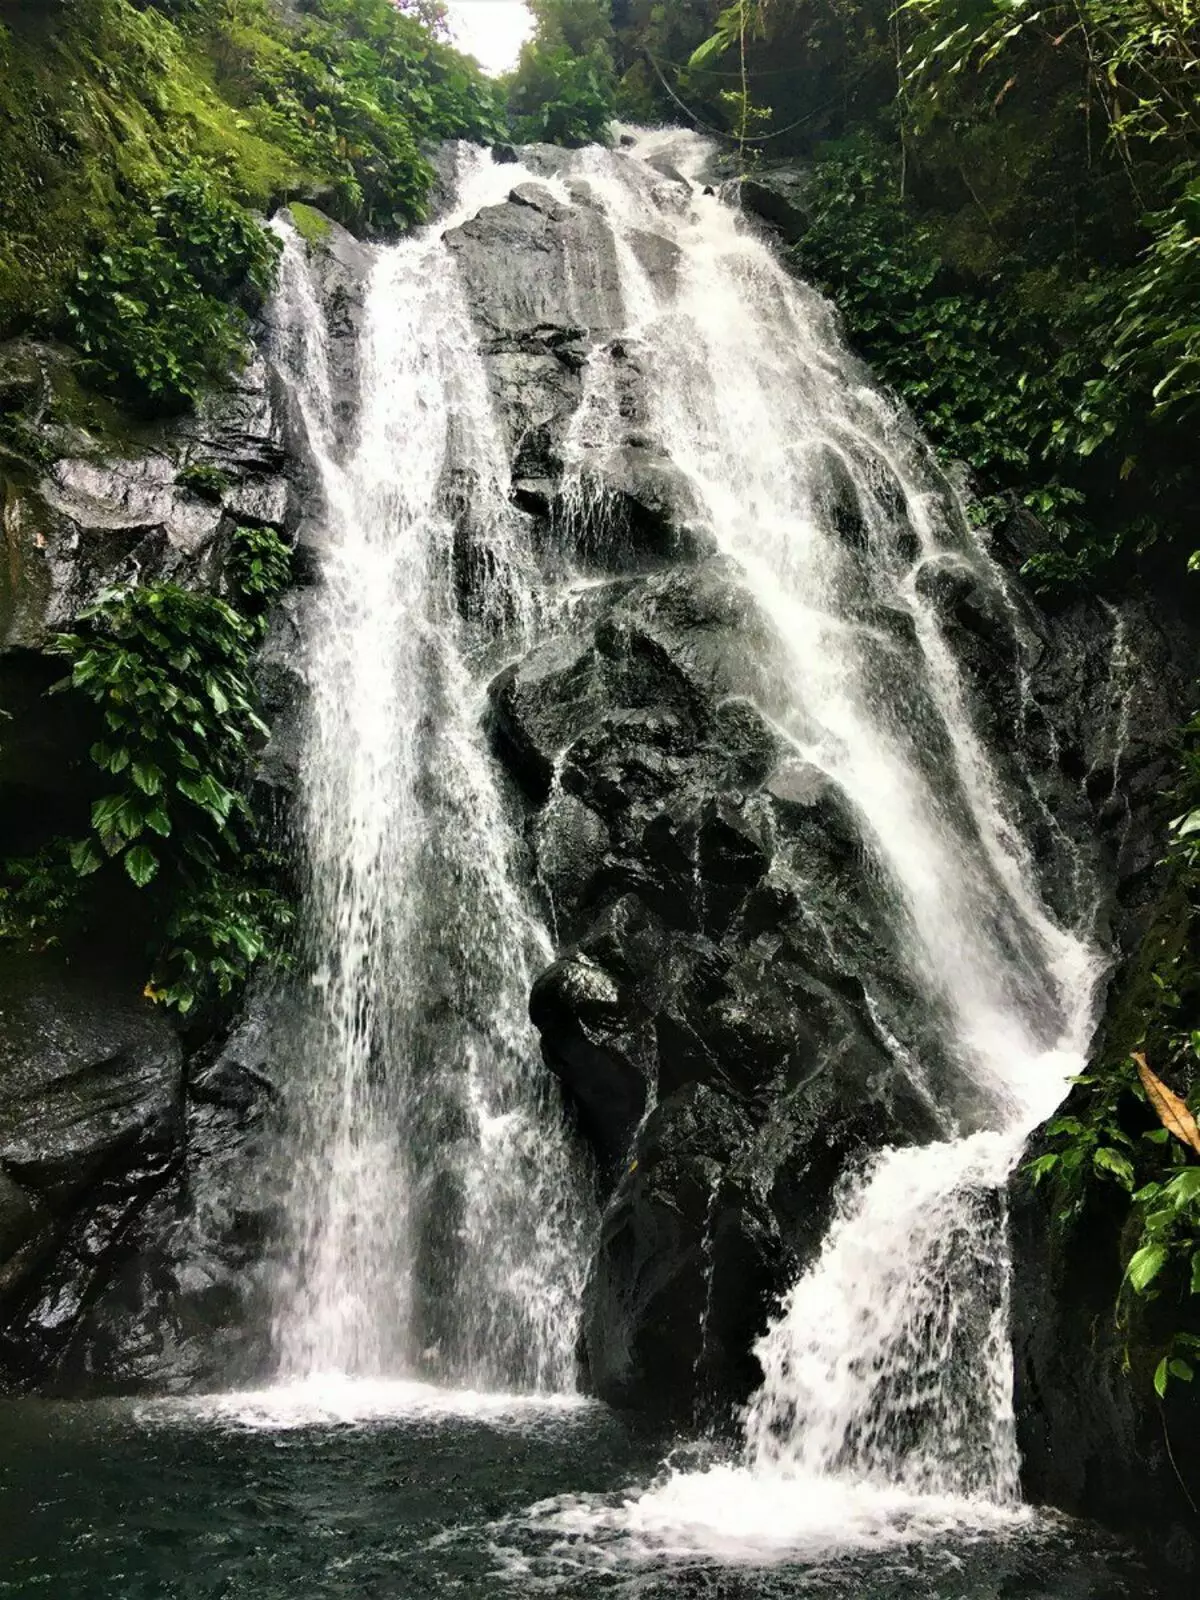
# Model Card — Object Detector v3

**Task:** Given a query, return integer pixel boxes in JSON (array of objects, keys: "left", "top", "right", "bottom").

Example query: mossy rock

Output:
[{"left": 286, "top": 202, "right": 335, "bottom": 251}]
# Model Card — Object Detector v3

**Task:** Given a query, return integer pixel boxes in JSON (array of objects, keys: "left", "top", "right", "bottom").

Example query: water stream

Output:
[
  {"left": 266, "top": 123, "right": 1102, "bottom": 1544},
  {"left": 494, "top": 128, "right": 1103, "bottom": 1558},
  {"left": 266, "top": 152, "right": 591, "bottom": 1394}
]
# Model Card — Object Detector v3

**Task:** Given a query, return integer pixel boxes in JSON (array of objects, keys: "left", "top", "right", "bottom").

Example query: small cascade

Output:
[{"left": 266, "top": 148, "right": 591, "bottom": 1393}]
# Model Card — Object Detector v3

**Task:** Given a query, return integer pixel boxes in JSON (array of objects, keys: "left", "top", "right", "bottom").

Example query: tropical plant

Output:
[
  {"left": 0, "top": 526, "right": 296, "bottom": 1011},
  {"left": 507, "top": 0, "right": 617, "bottom": 145}
]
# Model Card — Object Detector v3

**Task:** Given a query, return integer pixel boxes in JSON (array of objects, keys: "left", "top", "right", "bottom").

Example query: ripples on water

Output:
[{"left": 0, "top": 1389, "right": 1167, "bottom": 1599}]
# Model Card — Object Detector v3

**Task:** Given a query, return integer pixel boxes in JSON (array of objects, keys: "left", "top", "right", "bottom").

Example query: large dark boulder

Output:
[
  {"left": 490, "top": 555, "right": 947, "bottom": 1416},
  {"left": 0, "top": 957, "right": 183, "bottom": 1385},
  {"left": 738, "top": 166, "right": 815, "bottom": 243}
]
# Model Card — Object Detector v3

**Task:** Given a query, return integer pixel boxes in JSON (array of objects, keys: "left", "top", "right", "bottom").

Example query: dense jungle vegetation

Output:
[{"left": 0, "top": 0, "right": 503, "bottom": 409}]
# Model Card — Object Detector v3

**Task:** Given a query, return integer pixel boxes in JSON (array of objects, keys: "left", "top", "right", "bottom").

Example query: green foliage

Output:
[
  {"left": 176, "top": 462, "right": 233, "bottom": 501},
  {"left": 0, "top": 840, "right": 86, "bottom": 950},
  {"left": 507, "top": 0, "right": 616, "bottom": 145},
  {"left": 1030, "top": 1050, "right": 1200, "bottom": 1393},
  {"left": 782, "top": 133, "right": 1200, "bottom": 584},
  {"left": 225, "top": 0, "right": 506, "bottom": 229},
  {"left": 508, "top": 43, "right": 616, "bottom": 145},
  {"left": 64, "top": 169, "right": 281, "bottom": 411},
  {"left": 0, "top": 525, "right": 295, "bottom": 1011},
  {"left": 0, "top": 0, "right": 501, "bottom": 409},
  {"left": 226, "top": 522, "right": 293, "bottom": 624},
  {"left": 1112, "top": 178, "right": 1200, "bottom": 421},
  {"left": 788, "top": 143, "right": 1098, "bottom": 562}
]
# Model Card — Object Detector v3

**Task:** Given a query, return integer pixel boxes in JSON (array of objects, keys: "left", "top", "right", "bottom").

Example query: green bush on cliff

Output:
[
  {"left": 0, "top": 0, "right": 502, "bottom": 411},
  {"left": 506, "top": 0, "right": 616, "bottom": 145},
  {"left": 65, "top": 169, "right": 282, "bottom": 411},
  {"left": 1, "top": 526, "right": 296, "bottom": 1012}
]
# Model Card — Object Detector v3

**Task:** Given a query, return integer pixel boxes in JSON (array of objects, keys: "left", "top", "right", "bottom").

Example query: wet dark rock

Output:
[
  {"left": 0, "top": 227, "right": 310, "bottom": 1393},
  {"left": 508, "top": 182, "right": 572, "bottom": 223},
  {"left": 1, "top": 337, "right": 296, "bottom": 658},
  {"left": 490, "top": 550, "right": 946, "bottom": 1415},
  {"left": 157, "top": 992, "right": 282, "bottom": 1389},
  {"left": 738, "top": 166, "right": 814, "bottom": 243},
  {"left": 581, "top": 1083, "right": 773, "bottom": 1412},
  {"left": 446, "top": 195, "right": 623, "bottom": 344},
  {"left": 1011, "top": 1145, "right": 1200, "bottom": 1579},
  {"left": 531, "top": 956, "right": 649, "bottom": 1171},
  {"left": 254, "top": 589, "right": 309, "bottom": 796},
  {"left": 1005, "top": 561, "right": 1200, "bottom": 1570},
  {"left": 645, "top": 155, "right": 689, "bottom": 187},
  {"left": 0, "top": 959, "right": 182, "bottom": 1197},
  {"left": 270, "top": 206, "right": 370, "bottom": 455},
  {"left": 571, "top": 446, "right": 712, "bottom": 573},
  {"left": 0, "top": 957, "right": 184, "bottom": 1386}
]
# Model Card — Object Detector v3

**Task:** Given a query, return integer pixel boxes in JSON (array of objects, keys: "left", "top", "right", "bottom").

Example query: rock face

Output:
[
  {"left": 0, "top": 956, "right": 182, "bottom": 1384},
  {"left": 1011, "top": 1138, "right": 1200, "bottom": 1576}
]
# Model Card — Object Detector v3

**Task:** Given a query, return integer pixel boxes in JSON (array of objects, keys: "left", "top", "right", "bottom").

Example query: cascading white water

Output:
[
  {"left": 266, "top": 149, "right": 592, "bottom": 1395},
  {"left": 515, "top": 129, "right": 1102, "bottom": 1551},
  {"left": 261, "top": 118, "right": 1102, "bottom": 1542}
]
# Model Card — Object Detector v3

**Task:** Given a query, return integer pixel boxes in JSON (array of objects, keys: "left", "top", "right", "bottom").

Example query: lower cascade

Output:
[{"left": 256, "top": 126, "right": 1100, "bottom": 1533}]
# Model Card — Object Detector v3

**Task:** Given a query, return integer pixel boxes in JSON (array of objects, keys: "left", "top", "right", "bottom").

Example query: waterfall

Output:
[
  {"left": 259, "top": 118, "right": 1100, "bottom": 1539},
  {"left": 512, "top": 129, "right": 1102, "bottom": 1550},
  {"left": 265, "top": 149, "right": 592, "bottom": 1394}
]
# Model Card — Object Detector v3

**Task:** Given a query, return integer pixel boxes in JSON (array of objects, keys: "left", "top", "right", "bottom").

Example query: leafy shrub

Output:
[
  {"left": 214, "top": 0, "right": 505, "bottom": 230},
  {"left": 507, "top": 0, "right": 615, "bottom": 147},
  {"left": 0, "top": 525, "right": 296, "bottom": 1010},
  {"left": 176, "top": 462, "right": 233, "bottom": 501},
  {"left": 508, "top": 44, "right": 615, "bottom": 146},
  {"left": 64, "top": 168, "right": 281, "bottom": 411},
  {"left": 0, "top": 840, "right": 86, "bottom": 950},
  {"left": 226, "top": 521, "right": 294, "bottom": 623},
  {"left": 1030, "top": 706, "right": 1200, "bottom": 1393}
]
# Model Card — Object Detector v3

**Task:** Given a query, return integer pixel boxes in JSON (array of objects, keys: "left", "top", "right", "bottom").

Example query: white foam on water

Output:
[
  {"left": 513, "top": 1464, "right": 1031, "bottom": 1570},
  {"left": 137, "top": 1376, "right": 596, "bottom": 1433}
]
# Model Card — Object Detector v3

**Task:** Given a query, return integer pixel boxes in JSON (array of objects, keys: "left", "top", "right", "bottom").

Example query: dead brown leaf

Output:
[{"left": 1133, "top": 1052, "right": 1200, "bottom": 1159}]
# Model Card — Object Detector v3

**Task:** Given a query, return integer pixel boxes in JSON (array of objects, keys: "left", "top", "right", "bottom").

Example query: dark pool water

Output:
[{"left": 0, "top": 1383, "right": 1171, "bottom": 1599}]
